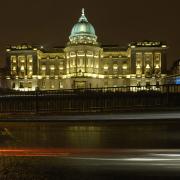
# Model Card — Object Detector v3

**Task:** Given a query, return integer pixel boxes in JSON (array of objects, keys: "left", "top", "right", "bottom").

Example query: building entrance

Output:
[{"left": 74, "top": 81, "right": 86, "bottom": 89}]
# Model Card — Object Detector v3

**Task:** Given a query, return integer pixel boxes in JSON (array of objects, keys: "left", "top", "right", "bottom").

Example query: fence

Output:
[{"left": 0, "top": 84, "right": 180, "bottom": 113}]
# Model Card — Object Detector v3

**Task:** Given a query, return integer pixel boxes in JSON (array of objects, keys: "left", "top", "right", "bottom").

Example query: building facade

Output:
[{"left": 6, "top": 9, "right": 167, "bottom": 91}]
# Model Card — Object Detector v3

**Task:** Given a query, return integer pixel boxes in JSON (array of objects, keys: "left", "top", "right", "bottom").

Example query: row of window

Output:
[
  {"left": 40, "top": 65, "right": 64, "bottom": 71},
  {"left": 13, "top": 81, "right": 64, "bottom": 89},
  {"left": 11, "top": 55, "right": 33, "bottom": 63}
]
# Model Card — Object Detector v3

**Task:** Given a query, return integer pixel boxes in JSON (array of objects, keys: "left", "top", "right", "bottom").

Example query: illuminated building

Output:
[{"left": 6, "top": 9, "right": 167, "bottom": 91}]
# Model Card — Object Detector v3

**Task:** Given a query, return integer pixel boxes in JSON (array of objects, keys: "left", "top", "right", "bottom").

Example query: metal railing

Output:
[{"left": 0, "top": 84, "right": 180, "bottom": 113}]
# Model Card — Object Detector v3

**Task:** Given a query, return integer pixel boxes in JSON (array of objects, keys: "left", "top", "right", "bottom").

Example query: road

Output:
[
  {"left": 1, "top": 111, "right": 180, "bottom": 121},
  {"left": 0, "top": 148, "right": 180, "bottom": 177}
]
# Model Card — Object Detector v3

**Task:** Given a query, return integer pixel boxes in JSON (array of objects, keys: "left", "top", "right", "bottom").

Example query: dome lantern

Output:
[{"left": 69, "top": 8, "right": 97, "bottom": 44}]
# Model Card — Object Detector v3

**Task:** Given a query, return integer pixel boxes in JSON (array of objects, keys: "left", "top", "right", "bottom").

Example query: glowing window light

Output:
[
  {"left": 50, "top": 66, "right": 55, "bottom": 70},
  {"left": 29, "top": 66, "right": 32, "bottom": 70},
  {"left": 20, "top": 66, "right": 25, "bottom": 71},
  {"left": 20, "top": 59, "right": 25, "bottom": 63},
  {"left": 104, "top": 64, "right": 108, "bottom": 70},
  {"left": 122, "top": 64, "right": 127, "bottom": 70},
  {"left": 162, "top": 45, "right": 167, "bottom": 48},
  {"left": 155, "top": 64, "right": 160, "bottom": 69},
  {"left": 77, "top": 51, "right": 85, "bottom": 56},
  {"left": 51, "top": 84, "right": 55, "bottom": 89},
  {"left": 136, "top": 64, "right": 141, "bottom": 69},
  {"left": 146, "top": 64, "right": 150, "bottom": 69},
  {"left": 113, "top": 64, "right": 118, "bottom": 70},
  {"left": 59, "top": 66, "right": 64, "bottom": 70},
  {"left": 12, "top": 66, "right": 16, "bottom": 70},
  {"left": 94, "top": 55, "right": 99, "bottom": 58},
  {"left": 11, "top": 56, "right": 16, "bottom": 63},
  {"left": 41, "top": 66, "right": 46, "bottom": 70},
  {"left": 70, "top": 52, "right": 76, "bottom": 57}
]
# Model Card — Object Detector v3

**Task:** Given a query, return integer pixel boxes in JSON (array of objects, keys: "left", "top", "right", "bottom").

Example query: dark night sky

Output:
[{"left": 0, "top": 0, "right": 180, "bottom": 69}]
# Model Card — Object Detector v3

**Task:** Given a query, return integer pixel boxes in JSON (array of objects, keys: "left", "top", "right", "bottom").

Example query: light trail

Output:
[
  {"left": 1, "top": 148, "right": 180, "bottom": 173},
  {"left": 0, "top": 148, "right": 180, "bottom": 158}
]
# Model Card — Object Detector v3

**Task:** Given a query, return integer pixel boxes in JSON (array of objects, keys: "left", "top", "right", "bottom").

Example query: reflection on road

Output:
[{"left": 0, "top": 148, "right": 180, "bottom": 172}]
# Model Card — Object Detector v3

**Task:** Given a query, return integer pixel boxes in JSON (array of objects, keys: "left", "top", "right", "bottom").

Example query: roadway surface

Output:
[
  {"left": 0, "top": 148, "right": 180, "bottom": 178},
  {"left": 1, "top": 111, "right": 180, "bottom": 121},
  {"left": 0, "top": 112, "right": 180, "bottom": 179}
]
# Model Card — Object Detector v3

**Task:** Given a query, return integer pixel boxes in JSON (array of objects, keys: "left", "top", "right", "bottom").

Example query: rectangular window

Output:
[
  {"left": 11, "top": 56, "right": 17, "bottom": 63},
  {"left": 136, "top": 53, "right": 142, "bottom": 75},
  {"left": 154, "top": 52, "right": 161, "bottom": 67},
  {"left": 27, "top": 55, "right": 33, "bottom": 63},
  {"left": 18, "top": 55, "right": 26, "bottom": 63},
  {"left": 19, "top": 82, "right": 24, "bottom": 88},
  {"left": 42, "top": 80, "right": 46, "bottom": 88},
  {"left": 50, "top": 81, "right": 54, "bottom": 89},
  {"left": 28, "top": 82, "right": 32, "bottom": 88},
  {"left": 59, "top": 81, "right": 63, "bottom": 89}
]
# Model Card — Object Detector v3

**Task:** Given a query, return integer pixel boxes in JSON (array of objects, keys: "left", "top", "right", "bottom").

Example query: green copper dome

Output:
[{"left": 69, "top": 9, "right": 97, "bottom": 43}]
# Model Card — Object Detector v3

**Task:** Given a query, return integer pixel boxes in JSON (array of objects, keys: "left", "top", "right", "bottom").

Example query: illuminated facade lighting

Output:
[{"left": 5, "top": 9, "right": 167, "bottom": 91}]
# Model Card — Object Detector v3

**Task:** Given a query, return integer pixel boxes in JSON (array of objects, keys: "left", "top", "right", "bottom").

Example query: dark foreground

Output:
[{"left": 0, "top": 113, "right": 180, "bottom": 179}]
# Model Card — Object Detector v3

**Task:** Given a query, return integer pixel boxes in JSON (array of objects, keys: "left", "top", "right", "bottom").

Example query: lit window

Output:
[
  {"left": 42, "top": 81, "right": 46, "bottom": 88},
  {"left": 155, "top": 64, "right": 160, "bottom": 69},
  {"left": 136, "top": 64, "right": 141, "bottom": 69},
  {"left": 122, "top": 64, "right": 127, "bottom": 70},
  {"left": 12, "top": 66, "right": 16, "bottom": 70},
  {"left": 11, "top": 56, "right": 16, "bottom": 63},
  {"left": 50, "top": 65, "right": 55, "bottom": 70},
  {"left": 77, "top": 51, "right": 85, "bottom": 57},
  {"left": 146, "top": 64, "right": 150, "bottom": 69},
  {"left": 70, "top": 52, "right": 76, "bottom": 57},
  {"left": 29, "top": 66, "right": 32, "bottom": 70},
  {"left": 59, "top": 81, "right": 63, "bottom": 89},
  {"left": 86, "top": 51, "right": 93, "bottom": 57},
  {"left": 113, "top": 64, "right": 118, "bottom": 70},
  {"left": 104, "top": 64, "right": 108, "bottom": 70},
  {"left": 27, "top": 55, "right": 33, "bottom": 63},
  {"left": 59, "top": 66, "right": 63, "bottom": 70},
  {"left": 41, "top": 66, "right": 46, "bottom": 70},
  {"left": 20, "top": 66, "right": 25, "bottom": 71},
  {"left": 18, "top": 56, "right": 26, "bottom": 64},
  {"left": 51, "top": 83, "right": 54, "bottom": 89}
]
